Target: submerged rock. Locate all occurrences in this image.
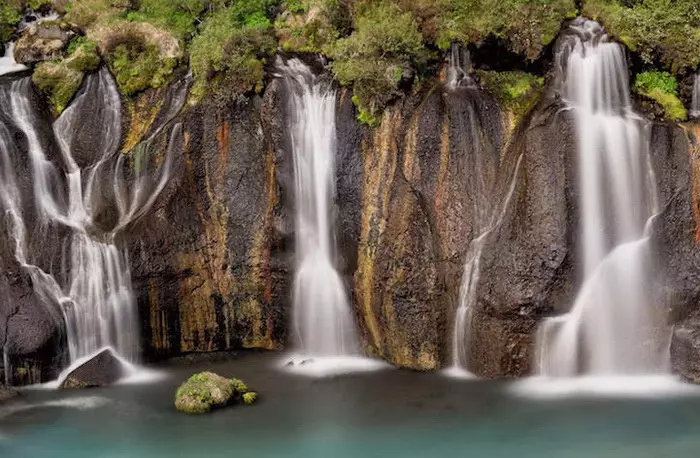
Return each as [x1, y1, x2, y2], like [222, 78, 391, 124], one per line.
[671, 321, 700, 383]
[59, 348, 127, 389]
[174, 372, 256, 414]
[0, 385, 19, 403]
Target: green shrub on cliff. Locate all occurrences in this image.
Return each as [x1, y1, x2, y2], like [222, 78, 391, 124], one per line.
[432, 0, 577, 59]
[633, 71, 686, 121]
[0, 3, 22, 43]
[583, 0, 700, 73]
[275, 0, 347, 53]
[475, 70, 544, 121]
[125, 0, 206, 39]
[190, 0, 278, 100]
[329, 1, 427, 125]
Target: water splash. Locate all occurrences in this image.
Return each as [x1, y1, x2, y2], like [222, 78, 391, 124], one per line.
[536, 18, 666, 377]
[275, 57, 359, 358]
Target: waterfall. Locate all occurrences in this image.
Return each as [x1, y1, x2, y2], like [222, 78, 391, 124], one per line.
[0, 68, 181, 377]
[447, 43, 473, 90]
[691, 72, 700, 119]
[536, 19, 665, 377]
[276, 57, 359, 357]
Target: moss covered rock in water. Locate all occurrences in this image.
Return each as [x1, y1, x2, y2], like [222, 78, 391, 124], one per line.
[174, 372, 256, 414]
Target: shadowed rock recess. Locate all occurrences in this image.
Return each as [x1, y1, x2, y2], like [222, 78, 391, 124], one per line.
[4, 11, 700, 383]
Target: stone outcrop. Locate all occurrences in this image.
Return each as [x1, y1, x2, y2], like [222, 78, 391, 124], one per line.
[14, 23, 73, 65]
[59, 348, 127, 389]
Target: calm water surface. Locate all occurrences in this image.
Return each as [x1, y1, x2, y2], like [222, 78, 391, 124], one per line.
[1, 352, 700, 457]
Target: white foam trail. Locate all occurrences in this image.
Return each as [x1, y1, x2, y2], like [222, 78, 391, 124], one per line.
[0, 396, 111, 420]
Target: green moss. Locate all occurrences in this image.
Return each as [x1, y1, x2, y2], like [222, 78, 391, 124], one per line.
[242, 391, 258, 405]
[66, 38, 101, 72]
[107, 39, 176, 96]
[583, 0, 700, 73]
[633, 71, 687, 122]
[475, 70, 544, 121]
[230, 377, 248, 393]
[190, 0, 278, 101]
[33, 61, 85, 114]
[174, 372, 256, 414]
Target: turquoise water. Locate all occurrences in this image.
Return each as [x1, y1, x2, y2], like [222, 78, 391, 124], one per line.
[2, 353, 700, 457]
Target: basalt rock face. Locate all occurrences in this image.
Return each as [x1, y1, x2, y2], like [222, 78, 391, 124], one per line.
[126, 90, 288, 360]
[353, 83, 504, 370]
[467, 97, 578, 378]
[652, 122, 700, 380]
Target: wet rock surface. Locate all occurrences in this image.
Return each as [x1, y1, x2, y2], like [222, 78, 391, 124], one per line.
[59, 348, 127, 389]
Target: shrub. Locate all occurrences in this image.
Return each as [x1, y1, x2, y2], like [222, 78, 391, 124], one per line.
[633, 70, 687, 121]
[432, 0, 577, 59]
[329, 1, 427, 124]
[583, 0, 700, 73]
[274, 0, 344, 53]
[0, 4, 22, 43]
[190, 0, 278, 100]
[126, 0, 206, 39]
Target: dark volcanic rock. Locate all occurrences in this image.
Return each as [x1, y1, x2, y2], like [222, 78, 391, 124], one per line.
[468, 98, 578, 378]
[59, 348, 126, 389]
[125, 88, 288, 359]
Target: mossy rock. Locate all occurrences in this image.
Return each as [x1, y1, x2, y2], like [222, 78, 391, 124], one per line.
[174, 372, 256, 414]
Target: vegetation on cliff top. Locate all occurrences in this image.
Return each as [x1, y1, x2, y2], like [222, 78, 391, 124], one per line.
[633, 70, 686, 122]
[475, 70, 544, 124]
[583, 0, 700, 73]
[5, 0, 700, 123]
[190, 0, 278, 102]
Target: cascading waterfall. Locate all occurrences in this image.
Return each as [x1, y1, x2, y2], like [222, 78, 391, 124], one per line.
[691, 72, 700, 119]
[276, 57, 359, 358]
[536, 19, 665, 377]
[447, 43, 474, 90]
[0, 68, 182, 378]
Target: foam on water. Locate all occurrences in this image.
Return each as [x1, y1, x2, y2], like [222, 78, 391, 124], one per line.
[281, 355, 388, 378]
[510, 375, 700, 399]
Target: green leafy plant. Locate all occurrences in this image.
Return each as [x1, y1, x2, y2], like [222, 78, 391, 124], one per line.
[230, 378, 248, 393]
[633, 71, 686, 121]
